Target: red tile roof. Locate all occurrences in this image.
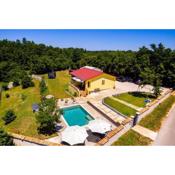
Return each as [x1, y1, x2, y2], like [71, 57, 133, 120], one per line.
[70, 67, 103, 81]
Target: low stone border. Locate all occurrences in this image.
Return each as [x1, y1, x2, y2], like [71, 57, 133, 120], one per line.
[121, 117, 133, 126]
[96, 137, 109, 146]
[9, 132, 62, 146]
[106, 125, 124, 139]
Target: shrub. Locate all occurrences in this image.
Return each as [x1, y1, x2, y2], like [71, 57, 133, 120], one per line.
[21, 94, 27, 101]
[0, 128, 14, 146]
[3, 110, 16, 125]
[39, 79, 48, 95]
[5, 93, 10, 98]
[59, 108, 63, 115]
[53, 113, 60, 123]
[21, 75, 34, 89]
[2, 84, 8, 91]
[74, 92, 78, 97]
[13, 80, 20, 87]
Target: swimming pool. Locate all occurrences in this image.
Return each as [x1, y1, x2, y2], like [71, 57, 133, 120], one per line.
[62, 105, 94, 126]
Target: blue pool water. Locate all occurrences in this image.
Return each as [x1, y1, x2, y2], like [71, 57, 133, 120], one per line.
[62, 105, 94, 126]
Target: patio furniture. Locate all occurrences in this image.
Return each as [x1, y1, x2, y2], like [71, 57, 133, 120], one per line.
[72, 98, 76, 103]
[86, 130, 103, 143]
[64, 99, 68, 105]
[87, 119, 112, 134]
[61, 126, 88, 145]
[32, 103, 39, 112]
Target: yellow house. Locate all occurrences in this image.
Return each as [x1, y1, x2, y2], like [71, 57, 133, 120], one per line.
[70, 66, 116, 96]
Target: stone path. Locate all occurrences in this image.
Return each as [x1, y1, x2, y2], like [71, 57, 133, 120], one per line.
[132, 125, 157, 141]
[110, 96, 139, 110]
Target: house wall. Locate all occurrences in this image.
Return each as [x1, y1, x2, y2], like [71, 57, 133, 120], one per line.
[85, 74, 115, 94]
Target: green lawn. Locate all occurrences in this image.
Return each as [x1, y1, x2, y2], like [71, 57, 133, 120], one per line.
[0, 80, 47, 139]
[139, 95, 175, 131]
[114, 92, 155, 108]
[112, 130, 152, 146]
[104, 97, 137, 117]
[43, 70, 71, 99]
[0, 70, 71, 139]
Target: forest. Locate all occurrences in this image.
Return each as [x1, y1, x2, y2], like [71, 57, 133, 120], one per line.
[0, 38, 175, 88]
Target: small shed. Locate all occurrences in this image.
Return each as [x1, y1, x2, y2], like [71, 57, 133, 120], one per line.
[32, 103, 39, 112]
[48, 71, 56, 79]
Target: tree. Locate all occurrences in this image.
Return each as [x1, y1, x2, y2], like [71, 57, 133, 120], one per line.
[152, 77, 161, 98]
[39, 79, 47, 95]
[3, 109, 16, 125]
[0, 38, 174, 89]
[39, 98, 57, 114]
[36, 111, 56, 134]
[0, 128, 14, 146]
[140, 68, 155, 86]
[21, 74, 34, 89]
[153, 85, 161, 98]
[36, 98, 59, 135]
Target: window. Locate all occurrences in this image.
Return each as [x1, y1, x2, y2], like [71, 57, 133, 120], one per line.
[102, 80, 105, 85]
[88, 82, 90, 88]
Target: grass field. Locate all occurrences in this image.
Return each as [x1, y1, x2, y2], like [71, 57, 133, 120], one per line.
[104, 97, 137, 117]
[114, 92, 155, 108]
[43, 70, 71, 99]
[0, 80, 46, 138]
[112, 130, 152, 146]
[139, 95, 175, 131]
[0, 71, 71, 139]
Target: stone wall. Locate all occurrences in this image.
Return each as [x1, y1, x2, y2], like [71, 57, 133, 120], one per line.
[9, 132, 62, 146]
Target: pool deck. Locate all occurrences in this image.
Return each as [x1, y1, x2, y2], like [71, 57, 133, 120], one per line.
[47, 98, 118, 146]
[50, 81, 170, 146]
[57, 97, 121, 127]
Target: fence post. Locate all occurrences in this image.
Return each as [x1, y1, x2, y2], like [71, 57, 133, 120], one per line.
[133, 112, 140, 126]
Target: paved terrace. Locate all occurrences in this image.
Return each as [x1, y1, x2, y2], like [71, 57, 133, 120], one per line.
[87, 99, 125, 124]
[54, 98, 118, 146]
[132, 125, 157, 141]
[55, 81, 170, 146]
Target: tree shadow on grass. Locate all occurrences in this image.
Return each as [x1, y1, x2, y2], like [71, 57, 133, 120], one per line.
[129, 91, 155, 99]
